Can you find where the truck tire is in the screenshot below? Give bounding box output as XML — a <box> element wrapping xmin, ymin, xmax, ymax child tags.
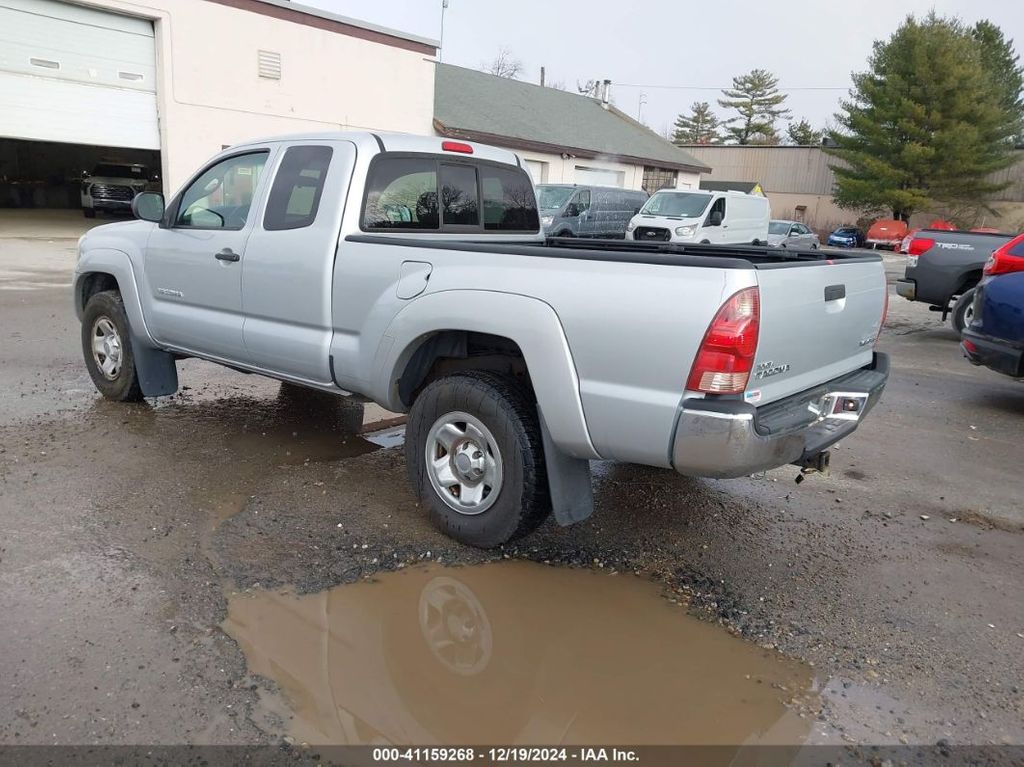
<box><xmin>406</xmin><ymin>371</ymin><xmax>551</xmax><ymax>548</ymax></box>
<box><xmin>83</xmin><ymin>208</ymin><xmax>96</xmax><ymax>219</ymax></box>
<box><xmin>951</xmin><ymin>288</ymin><xmax>976</xmax><ymax>334</ymax></box>
<box><xmin>81</xmin><ymin>290</ymin><xmax>144</xmax><ymax>402</ymax></box>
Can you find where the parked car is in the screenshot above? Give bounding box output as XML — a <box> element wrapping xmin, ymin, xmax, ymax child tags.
<box><xmin>962</xmin><ymin>234</ymin><xmax>1024</xmax><ymax>378</ymax></box>
<box><xmin>80</xmin><ymin>162</ymin><xmax>156</xmax><ymax>218</ymax></box>
<box><xmin>895</xmin><ymin>229</ymin><xmax>1015</xmax><ymax>332</ymax></box>
<box><xmin>74</xmin><ymin>132</ymin><xmax>889</xmax><ymax>548</ymax></box>
<box><xmin>537</xmin><ymin>185</ymin><xmax>647</xmax><ymax>239</ymax></box>
<box><xmin>865</xmin><ymin>219</ymin><xmax>909</xmax><ymax>250</ymax></box>
<box><xmin>767</xmin><ymin>220</ymin><xmax>819</xmax><ymax>249</ymax></box>
<box><xmin>827</xmin><ymin>226</ymin><xmax>865</xmax><ymax>248</ymax></box>
<box><xmin>626</xmin><ymin>190</ymin><xmax>770</xmax><ymax>245</ymax></box>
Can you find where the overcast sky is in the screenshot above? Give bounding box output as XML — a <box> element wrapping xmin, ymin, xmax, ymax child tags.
<box><xmin>311</xmin><ymin>0</ymin><xmax>1024</xmax><ymax>139</ymax></box>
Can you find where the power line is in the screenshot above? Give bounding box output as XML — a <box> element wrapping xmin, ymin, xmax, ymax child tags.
<box><xmin>615</xmin><ymin>83</ymin><xmax>848</xmax><ymax>91</ymax></box>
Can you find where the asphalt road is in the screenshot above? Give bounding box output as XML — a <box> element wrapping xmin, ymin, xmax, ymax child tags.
<box><xmin>1</xmin><ymin>229</ymin><xmax>1022</xmax><ymax>749</ymax></box>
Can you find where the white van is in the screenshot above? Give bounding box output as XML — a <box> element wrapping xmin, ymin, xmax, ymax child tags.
<box><xmin>626</xmin><ymin>190</ymin><xmax>770</xmax><ymax>245</ymax></box>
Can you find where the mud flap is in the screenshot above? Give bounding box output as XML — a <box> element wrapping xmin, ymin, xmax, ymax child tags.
<box><xmin>134</xmin><ymin>342</ymin><xmax>178</xmax><ymax>397</ymax></box>
<box><xmin>539</xmin><ymin>411</ymin><xmax>594</xmax><ymax>526</ymax></box>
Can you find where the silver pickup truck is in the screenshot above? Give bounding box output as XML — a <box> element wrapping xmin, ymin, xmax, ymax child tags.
<box><xmin>74</xmin><ymin>132</ymin><xmax>889</xmax><ymax>547</ymax></box>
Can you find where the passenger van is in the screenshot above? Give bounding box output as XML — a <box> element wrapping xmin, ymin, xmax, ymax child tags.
<box><xmin>626</xmin><ymin>190</ymin><xmax>770</xmax><ymax>245</ymax></box>
<box><xmin>537</xmin><ymin>184</ymin><xmax>649</xmax><ymax>239</ymax></box>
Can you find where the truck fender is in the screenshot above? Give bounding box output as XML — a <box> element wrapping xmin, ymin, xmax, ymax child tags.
<box><xmin>375</xmin><ymin>290</ymin><xmax>600</xmax><ymax>462</ymax></box>
<box><xmin>74</xmin><ymin>249</ymin><xmax>178</xmax><ymax>397</ymax></box>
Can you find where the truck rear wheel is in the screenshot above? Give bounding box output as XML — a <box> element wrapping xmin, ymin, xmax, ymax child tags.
<box><xmin>406</xmin><ymin>371</ymin><xmax>551</xmax><ymax>548</ymax></box>
<box><xmin>81</xmin><ymin>290</ymin><xmax>144</xmax><ymax>402</ymax></box>
<box><xmin>951</xmin><ymin>288</ymin><xmax>976</xmax><ymax>334</ymax></box>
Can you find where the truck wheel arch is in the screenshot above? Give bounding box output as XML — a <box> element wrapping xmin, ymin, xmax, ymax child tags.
<box><xmin>376</xmin><ymin>290</ymin><xmax>599</xmax><ymax>462</ymax></box>
<box><xmin>73</xmin><ymin>253</ymin><xmax>178</xmax><ymax>397</ymax></box>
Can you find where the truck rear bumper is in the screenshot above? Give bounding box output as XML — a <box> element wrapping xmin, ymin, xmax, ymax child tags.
<box><xmin>671</xmin><ymin>353</ymin><xmax>889</xmax><ymax>478</ymax></box>
<box><xmin>962</xmin><ymin>330</ymin><xmax>1024</xmax><ymax>378</ymax></box>
<box><xmin>895</xmin><ymin>279</ymin><xmax>916</xmax><ymax>300</ymax></box>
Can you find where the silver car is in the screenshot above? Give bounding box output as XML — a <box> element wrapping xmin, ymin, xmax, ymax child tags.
<box><xmin>768</xmin><ymin>220</ymin><xmax>819</xmax><ymax>249</ymax></box>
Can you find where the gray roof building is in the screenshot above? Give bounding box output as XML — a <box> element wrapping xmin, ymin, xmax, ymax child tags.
<box><xmin>434</xmin><ymin>64</ymin><xmax>710</xmax><ymax>174</ymax></box>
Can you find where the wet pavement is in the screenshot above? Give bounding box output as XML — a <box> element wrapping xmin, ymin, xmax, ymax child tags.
<box><xmin>1</xmin><ymin>234</ymin><xmax>1023</xmax><ymax>749</ymax></box>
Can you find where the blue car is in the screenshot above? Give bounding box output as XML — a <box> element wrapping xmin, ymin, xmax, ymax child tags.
<box><xmin>826</xmin><ymin>226</ymin><xmax>865</xmax><ymax>248</ymax></box>
<box><xmin>961</xmin><ymin>234</ymin><xmax>1024</xmax><ymax>379</ymax></box>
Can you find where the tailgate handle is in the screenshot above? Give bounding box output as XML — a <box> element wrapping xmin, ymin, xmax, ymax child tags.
<box><xmin>824</xmin><ymin>284</ymin><xmax>846</xmax><ymax>302</ymax></box>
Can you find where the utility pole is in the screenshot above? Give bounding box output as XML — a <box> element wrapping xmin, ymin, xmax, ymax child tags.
<box><xmin>637</xmin><ymin>92</ymin><xmax>647</xmax><ymax>123</ymax></box>
<box><xmin>439</xmin><ymin>0</ymin><xmax>449</xmax><ymax>62</ymax></box>
<box><xmin>540</xmin><ymin>66</ymin><xmax>545</xmax><ymax>87</ymax></box>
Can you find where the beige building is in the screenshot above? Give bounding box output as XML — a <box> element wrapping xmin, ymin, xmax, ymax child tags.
<box><xmin>1</xmin><ymin>0</ymin><xmax>437</xmax><ymax>209</ymax></box>
<box><xmin>681</xmin><ymin>144</ymin><xmax>1024</xmax><ymax>232</ymax></box>
<box><xmin>435</xmin><ymin>64</ymin><xmax>709</xmax><ymax>192</ymax></box>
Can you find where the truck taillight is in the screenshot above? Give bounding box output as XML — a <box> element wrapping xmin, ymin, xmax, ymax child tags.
<box><xmin>907</xmin><ymin>237</ymin><xmax>934</xmax><ymax>256</ymax></box>
<box><xmin>686</xmin><ymin>287</ymin><xmax>760</xmax><ymax>394</ymax></box>
<box><xmin>983</xmin><ymin>234</ymin><xmax>1024</xmax><ymax>275</ymax></box>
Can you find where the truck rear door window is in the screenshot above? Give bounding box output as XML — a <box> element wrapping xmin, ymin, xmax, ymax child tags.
<box><xmin>481</xmin><ymin>165</ymin><xmax>539</xmax><ymax>231</ymax></box>
<box><xmin>363</xmin><ymin>157</ymin><xmax>439</xmax><ymax>230</ymax></box>
<box><xmin>263</xmin><ymin>145</ymin><xmax>333</xmax><ymax>231</ymax></box>
<box><xmin>440</xmin><ymin>164</ymin><xmax>479</xmax><ymax>226</ymax></box>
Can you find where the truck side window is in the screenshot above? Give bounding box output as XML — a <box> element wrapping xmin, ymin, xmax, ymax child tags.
<box><xmin>175</xmin><ymin>151</ymin><xmax>268</xmax><ymax>230</ymax></box>
<box><xmin>480</xmin><ymin>165</ymin><xmax>540</xmax><ymax>231</ymax></box>
<box><xmin>574</xmin><ymin>189</ymin><xmax>591</xmax><ymax>213</ymax></box>
<box><xmin>440</xmin><ymin>164</ymin><xmax>479</xmax><ymax>226</ymax></box>
<box><xmin>263</xmin><ymin>145</ymin><xmax>333</xmax><ymax>231</ymax></box>
<box><xmin>706</xmin><ymin>197</ymin><xmax>726</xmax><ymax>226</ymax></box>
<box><xmin>363</xmin><ymin>157</ymin><xmax>439</xmax><ymax>230</ymax></box>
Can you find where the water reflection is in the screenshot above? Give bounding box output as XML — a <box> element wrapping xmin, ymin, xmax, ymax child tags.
<box><xmin>224</xmin><ymin>561</ymin><xmax>816</xmax><ymax>747</ymax></box>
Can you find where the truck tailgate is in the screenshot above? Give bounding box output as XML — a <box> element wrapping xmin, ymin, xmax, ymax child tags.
<box><xmin>748</xmin><ymin>260</ymin><xmax>885</xmax><ymax>406</ymax></box>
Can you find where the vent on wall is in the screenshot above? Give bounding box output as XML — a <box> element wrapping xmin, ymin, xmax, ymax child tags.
<box><xmin>257</xmin><ymin>50</ymin><xmax>281</xmax><ymax>80</ymax></box>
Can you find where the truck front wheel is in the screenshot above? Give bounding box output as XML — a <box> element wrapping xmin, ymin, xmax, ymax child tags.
<box><xmin>406</xmin><ymin>371</ymin><xmax>551</xmax><ymax>548</ymax></box>
<box><xmin>81</xmin><ymin>290</ymin><xmax>144</xmax><ymax>402</ymax></box>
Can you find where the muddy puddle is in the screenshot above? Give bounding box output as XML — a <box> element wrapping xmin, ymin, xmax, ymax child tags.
<box><xmin>223</xmin><ymin>560</ymin><xmax>818</xmax><ymax>746</ymax></box>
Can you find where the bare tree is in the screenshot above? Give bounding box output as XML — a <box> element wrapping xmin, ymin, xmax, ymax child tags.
<box><xmin>484</xmin><ymin>48</ymin><xmax>523</xmax><ymax>79</ymax></box>
<box><xmin>577</xmin><ymin>79</ymin><xmax>600</xmax><ymax>97</ymax></box>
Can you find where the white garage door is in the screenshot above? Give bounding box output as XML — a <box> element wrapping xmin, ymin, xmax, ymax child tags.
<box><xmin>0</xmin><ymin>0</ymin><xmax>159</xmax><ymax>149</ymax></box>
<box><xmin>574</xmin><ymin>165</ymin><xmax>623</xmax><ymax>187</ymax></box>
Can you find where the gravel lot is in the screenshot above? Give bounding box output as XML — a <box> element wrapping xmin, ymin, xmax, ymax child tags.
<box><xmin>1</xmin><ymin>214</ymin><xmax>1022</xmax><ymax>749</ymax></box>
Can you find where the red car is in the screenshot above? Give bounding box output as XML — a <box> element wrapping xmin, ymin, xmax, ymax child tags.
<box><xmin>866</xmin><ymin>219</ymin><xmax>909</xmax><ymax>250</ymax></box>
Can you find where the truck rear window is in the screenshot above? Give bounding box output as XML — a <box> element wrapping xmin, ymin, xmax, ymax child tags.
<box><xmin>362</xmin><ymin>154</ymin><xmax>538</xmax><ymax>233</ymax></box>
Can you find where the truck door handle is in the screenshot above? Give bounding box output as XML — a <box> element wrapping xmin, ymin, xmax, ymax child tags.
<box><xmin>215</xmin><ymin>249</ymin><xmax>240</xmax><ymax>262</ymax></box>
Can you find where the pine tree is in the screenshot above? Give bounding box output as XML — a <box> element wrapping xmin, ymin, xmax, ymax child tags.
<box><xmin>717</xmin><ymin>69</ymin><xmax>791</xmax><ymax>144</ymax></box>
<box><xmin>786</xmin><ymin>119</ymin><xmax>822</xmax><ymax>146</ymax></box>
<box><xmin>828</xmin><ymin>14</ymin><xmax>1022</xmax><ymax>221</ymax></box>
<box><xmin>672</xmin><ymin>102</ymin><xmax>721</xmax><ymax>144</ymax></box>
<box><xmin>972</xmin><ymin>20</ymin><xmax>1024</xmax><ymax>142</ymax></box>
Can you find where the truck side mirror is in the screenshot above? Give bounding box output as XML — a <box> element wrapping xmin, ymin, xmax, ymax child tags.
<box><xmin>132</xmin><ymin>191</ymin><xmax>165</xmax><ymax>222</ymax></box>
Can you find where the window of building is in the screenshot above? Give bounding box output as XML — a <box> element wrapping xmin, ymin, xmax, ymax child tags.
<box><xmin>264</xmin><ymin>145</ymin><xmax>333</xmax><ymax>231</ymax></box>
<box><xmin>642</xmin><ymin>166</ymin><xmax>678</xmax><ymax>193</ymax></box>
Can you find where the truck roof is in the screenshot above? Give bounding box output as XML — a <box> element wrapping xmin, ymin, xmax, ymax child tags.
<box><xmin>229</xmin><ymin>131</ymin><xmax>523</xmax><ymax>168</ymax></box>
